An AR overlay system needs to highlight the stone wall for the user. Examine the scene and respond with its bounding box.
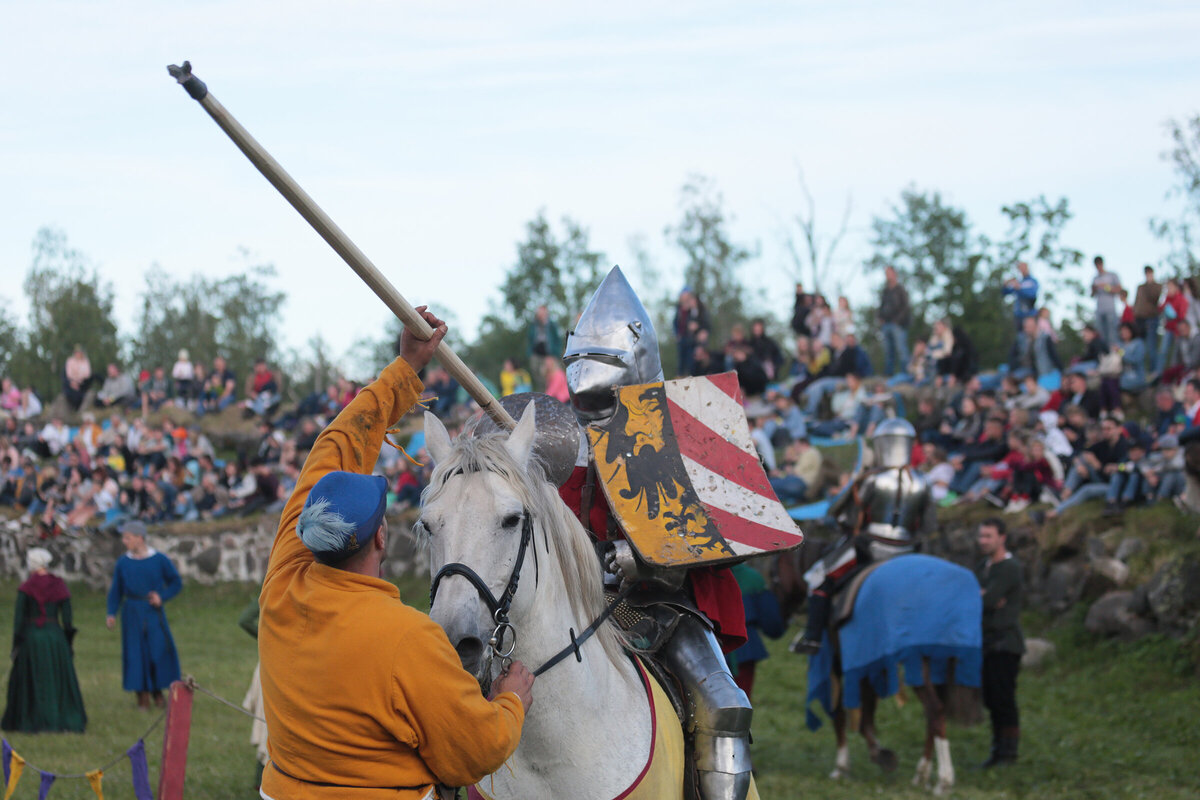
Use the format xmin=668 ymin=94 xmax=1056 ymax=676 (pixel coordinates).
xmin=0 ymin=511 xmax=429 ymax=589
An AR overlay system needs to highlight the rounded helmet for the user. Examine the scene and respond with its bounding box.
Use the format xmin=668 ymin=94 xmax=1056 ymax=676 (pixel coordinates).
xmin=563 ymin=266 xmax=663 ymax=423
xmin=872 ymin=417 xmax=916 ymax=469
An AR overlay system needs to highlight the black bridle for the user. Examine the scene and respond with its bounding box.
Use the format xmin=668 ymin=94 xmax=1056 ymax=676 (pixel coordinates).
xmin=425 ymin=477 xmax=632 ymax=680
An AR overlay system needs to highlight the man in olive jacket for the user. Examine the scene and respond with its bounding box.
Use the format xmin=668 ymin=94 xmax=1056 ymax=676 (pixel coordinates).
xmin=976 ymin=518 xmax=1025 ymax=767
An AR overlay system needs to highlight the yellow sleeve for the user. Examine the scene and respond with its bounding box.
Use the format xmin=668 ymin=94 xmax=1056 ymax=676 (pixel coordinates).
xmin=265 ymin=358 xmax=424 ymax=582
xmin=391 ymin=616 xmax=525 ymax=787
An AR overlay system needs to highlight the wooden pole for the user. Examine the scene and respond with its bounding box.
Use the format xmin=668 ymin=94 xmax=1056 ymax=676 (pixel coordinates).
xmin=156 ymin=680 xmax=194 ymax=800
xmin=166 ymin=61 xmax=516 ymax=430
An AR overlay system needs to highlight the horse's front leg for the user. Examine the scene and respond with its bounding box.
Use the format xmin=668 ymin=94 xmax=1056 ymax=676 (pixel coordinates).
xmin=860 ymin=683 xmax=897 ymax=772
xmin=830 ymin=704 xmax=850 ymax=780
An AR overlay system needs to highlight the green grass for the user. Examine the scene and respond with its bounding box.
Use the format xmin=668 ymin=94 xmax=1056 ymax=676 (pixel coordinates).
xmin=0 ymin=580 xmax=1197 ymax=798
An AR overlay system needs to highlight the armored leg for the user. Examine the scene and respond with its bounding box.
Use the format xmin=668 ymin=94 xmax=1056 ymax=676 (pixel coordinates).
xmin=659 ymin=614 xmax=753 ymax=800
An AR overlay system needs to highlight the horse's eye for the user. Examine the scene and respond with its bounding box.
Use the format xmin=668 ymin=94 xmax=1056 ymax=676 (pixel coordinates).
xmin=501 ymin=513 xmax=521 ymax=529
xmin=415 ymin=519 xmax=433 ymax=538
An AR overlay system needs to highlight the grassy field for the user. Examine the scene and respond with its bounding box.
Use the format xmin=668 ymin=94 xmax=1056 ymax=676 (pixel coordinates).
xmin=0 ymin=578 xmax=1196 ymax=799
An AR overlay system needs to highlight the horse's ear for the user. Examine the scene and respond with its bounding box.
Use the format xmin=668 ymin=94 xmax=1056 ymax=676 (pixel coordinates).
xmin=424 ymin=411 xmax=453 ymax=464
xmin=503 ymin=400 xmax=537 ymax=471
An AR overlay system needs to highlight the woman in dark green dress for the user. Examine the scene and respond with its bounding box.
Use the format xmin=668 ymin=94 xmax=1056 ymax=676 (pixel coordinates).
xmin=1 ymin=548 xmax=87 ymax=732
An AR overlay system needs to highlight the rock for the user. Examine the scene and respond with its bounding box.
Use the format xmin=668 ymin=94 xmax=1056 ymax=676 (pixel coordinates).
xmin=1021 ymin=637 xmax=1057 ymax=669
xmin=1085 ymin=591 xmax=1152 ymax=641
xmin=1090 ymin=556 xmax=1130 ymax=587
xmin=192 ymin=546 xmax=223 ymax=576
xmin=1114 ymin=538 xmax=1145 ymax=563
xmin=1043 ymin=561 xmax=1086 ymax=614
xmin=1086 ymin=536 xmax=1108 ymax=560
xmin=1145 ymin=556 xmax=1200 ymax=631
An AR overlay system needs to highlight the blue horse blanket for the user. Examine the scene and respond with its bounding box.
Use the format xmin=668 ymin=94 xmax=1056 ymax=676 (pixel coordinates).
xmin=806 ymin=554 xmax=982 ymax=730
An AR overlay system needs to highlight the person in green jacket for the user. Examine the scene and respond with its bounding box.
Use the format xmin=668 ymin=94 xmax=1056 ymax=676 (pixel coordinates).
xmin=976 ymin=518 xmax=1025 ymax=768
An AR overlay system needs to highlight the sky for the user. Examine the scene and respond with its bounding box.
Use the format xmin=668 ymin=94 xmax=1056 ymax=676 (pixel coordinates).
xmin=3 ymin=1 xmax=1199 ymax=370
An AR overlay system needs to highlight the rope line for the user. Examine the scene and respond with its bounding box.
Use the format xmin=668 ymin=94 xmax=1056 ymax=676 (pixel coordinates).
xmin=185 ymin=676 xmax=266 ymax=723
xmin=9 ymin=712 xmax=165 ymax=780
xmin=7 ymin=677 xmax=262 ymax=782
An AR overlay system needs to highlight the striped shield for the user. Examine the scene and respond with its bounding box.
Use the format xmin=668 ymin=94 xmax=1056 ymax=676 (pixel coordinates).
xmin=586 ymin=372 xmax=804 ymax=567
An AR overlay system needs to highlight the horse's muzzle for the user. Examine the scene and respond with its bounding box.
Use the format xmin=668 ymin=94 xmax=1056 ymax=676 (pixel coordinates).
xmin=454 ymin=635 xmax=485 ymax=676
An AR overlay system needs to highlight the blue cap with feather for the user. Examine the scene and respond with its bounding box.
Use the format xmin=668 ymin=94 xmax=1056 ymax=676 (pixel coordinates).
xmin=296 ymin=471 xmax=389 ymax=563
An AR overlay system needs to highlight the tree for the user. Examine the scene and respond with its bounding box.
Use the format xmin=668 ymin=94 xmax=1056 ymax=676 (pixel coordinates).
xmin=132 ymin=250 xmax=285 ymax=389
xmin=467 ymin=213 xmax=607 ymax=383
xmin=783 ymin=167 xmax=852 ymax=297
xmin=997 ymin=195 xmax=1086 ymax=324
xmin=665 ymin=175 xmax=758 ymax=342
xmin=865 ymin=189 xmax=1010 ymax=366
xmin=1152 ymin=114 xmax=1200 ymax=274
xmin=11 ymin=228 xmax=121 ymax=399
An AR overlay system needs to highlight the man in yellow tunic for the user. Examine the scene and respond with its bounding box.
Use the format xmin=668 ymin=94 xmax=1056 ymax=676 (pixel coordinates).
xmin=259 ymin=307 xmax=534 ymax=800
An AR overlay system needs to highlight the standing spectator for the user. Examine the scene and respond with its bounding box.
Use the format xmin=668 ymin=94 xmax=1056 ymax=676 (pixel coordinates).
xmin=976 ymin=518 xmax=1024 ymax=768
xmin=526 ymin=305 xmax=562 ymax=390
xmin=1002 ymin=261 xmax=1039 ymax=331
xmin=171 ymin=349 xmax=196 ymax=409
xmin=726 ymin=562 xmax=785 ymax=701
xmin=2 ymin=548 xmax=87 ymax=733
xmin=62 ymin=345 xmax=93 ymax=412
xmin=105 ymin=520 xmax=182 ymax=710
xmin=95 ymin=363 xmax=136 ymax=410
xmin=1118 ymin=323 xmax=1147 ymax=394
xmin=877 ymin=265 xmax=911 ymax=377
xmin=1158 ymin=278 xmax=1190 ymax=376
xmin=833 ymin=296 xmax=856 ymax=338
xmin=1134 ymin=266 xmax=1163 ymax=371
xmin=1091 ymin=255 xmax=1122 ymax=348
xmin=807 ymin=295 xmax=834 ymax=346
xmin=673 ymin=289 xmax=709 ymax=378
xmin=791 ymin=282 xmax=814 ymax=337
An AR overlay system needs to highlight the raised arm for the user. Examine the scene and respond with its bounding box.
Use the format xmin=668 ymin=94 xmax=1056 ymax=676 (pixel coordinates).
xmin=265 ymin=308 xmax=446 ymax=581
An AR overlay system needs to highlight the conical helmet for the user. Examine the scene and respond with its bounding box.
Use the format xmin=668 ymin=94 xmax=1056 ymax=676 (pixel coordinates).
xmin=563 ymin=266 xmax=663 ymax=423
xmin=872 ymin=417 xmax=916 ymax=469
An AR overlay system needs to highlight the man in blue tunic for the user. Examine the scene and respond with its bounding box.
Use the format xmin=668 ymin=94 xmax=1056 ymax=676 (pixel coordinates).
xmin=106 ymin=520 xmax=182 ymax=709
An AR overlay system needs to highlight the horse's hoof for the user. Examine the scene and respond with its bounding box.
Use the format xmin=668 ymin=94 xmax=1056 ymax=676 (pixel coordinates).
xmin=829 ymin=768 xmax=847 ymax=780
xmin=913 ymin=757 xmax=932 ymax=788
xmin=872 ymin=748 xmax=898 ymax=773
xmin=933 ymin=779 xmax=954 ymax=796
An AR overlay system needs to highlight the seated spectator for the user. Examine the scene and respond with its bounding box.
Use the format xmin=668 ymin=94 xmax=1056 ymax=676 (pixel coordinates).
xmin=921 ymin=444 xmax=955 ymax=502
xmin=140 ymin=367 xmax=169 ymax=413
xmin=727 ymin=342 xmax=769 ymax=397
xmin=35 ymin=418 xmax=70 ymax=459
xmin=499 ymin=358 xmax=532 ymax=397
xmin=689 ymin=342 xmax=725 ymax=377
xmin=945 ymin=414 xmax=1009 ymax=501
xmin=768 ymin=437 xmax=823 ymax=506
xmin=1012 ymin=374 xmax=1050 ymax=411
xmin=62 ymin=345 xmax=93 ymax=411
xmin=1131 ymin=434 xmax=1186 ymax=507
xmin=747 ymin=319 xmax=784 ymax=381
xmin=15 ymin=388 xmax=42 ymax=421
xmin=0 ymin=379 xmax=20 ymax=418
xmin=1044 ymin=415 xmax=1128 ymax=519
xmin=243 ymin=359 xmax=279 ymax=418
xmin=95 ymin=363 xmax=136 ymax=410
xmin=888 ymin=339 xmax=931 ymax=387
xmin=171 ymin=350 xmax=195 ymax=409
xmin=1118 ymin=322 xmax=1147 ymax=394
xmin=1151 ymin=388 xmax=1187 ymax=437
xmin=845 ymin=333 xmax=873 ymax=378
xmin=763 ymin=392 xmax=808 ymax=448
xmin=1161 ymin=318 xmax=1200 ymax=385
xmin=807 ymin=373 xmax=885 ymax=439
xmin=1074 ymin=324 xmax=1109 ymax=374
xmin=542 ymin=357 xmax=569 ymax=405
xmin=802 ymin=332 xmax=856 ymax=417
xmin=208 ymin=355 xmax=238 ymax=413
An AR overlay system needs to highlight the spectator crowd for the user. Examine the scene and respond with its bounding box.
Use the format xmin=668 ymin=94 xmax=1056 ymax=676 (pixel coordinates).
xmin=4 ymin=256 xmax=1200 ymax=540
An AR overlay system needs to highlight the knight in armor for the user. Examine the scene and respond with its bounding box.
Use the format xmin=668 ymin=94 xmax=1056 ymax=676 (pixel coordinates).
xmin=557 ymin=266 xmax=755 ymax=800
xmin=792 ymin=417 xmax=934 ymax=654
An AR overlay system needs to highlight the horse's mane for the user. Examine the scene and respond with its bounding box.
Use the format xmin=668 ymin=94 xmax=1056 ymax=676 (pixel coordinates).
xmin=421 ymin=432 xmax=629 ymax=672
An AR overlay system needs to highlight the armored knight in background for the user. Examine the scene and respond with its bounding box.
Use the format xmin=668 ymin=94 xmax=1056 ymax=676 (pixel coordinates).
xmin=557 ymin=266 xmax=754 ymax=800
xmin=792 ymin=418 xmax=934 ymax=654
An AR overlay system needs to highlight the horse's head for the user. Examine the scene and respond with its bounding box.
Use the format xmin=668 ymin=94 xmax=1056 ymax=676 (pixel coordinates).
xmin=419 ymin=402 xmax=545 ymax=683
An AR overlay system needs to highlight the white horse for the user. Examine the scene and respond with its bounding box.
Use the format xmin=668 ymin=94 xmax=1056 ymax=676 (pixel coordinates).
xmin=419 ymin=403 xmax=685 ymax=799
